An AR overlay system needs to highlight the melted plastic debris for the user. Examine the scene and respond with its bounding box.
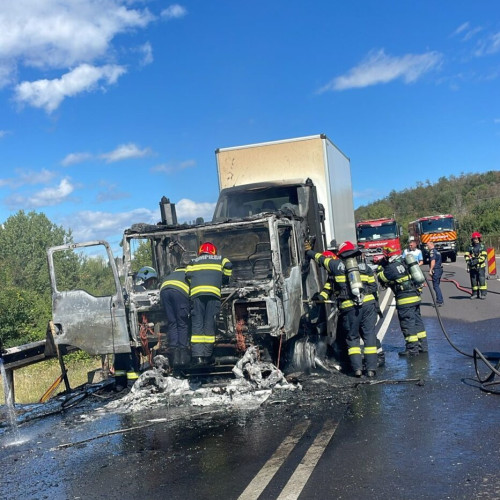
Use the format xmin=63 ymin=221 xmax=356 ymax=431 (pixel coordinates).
xmin=103 ymin=347 xmax=298 ymax=414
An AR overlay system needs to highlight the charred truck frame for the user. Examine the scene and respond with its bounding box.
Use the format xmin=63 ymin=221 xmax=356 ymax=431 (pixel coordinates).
xmin=47 ymin=135 xmax=356 ymax=370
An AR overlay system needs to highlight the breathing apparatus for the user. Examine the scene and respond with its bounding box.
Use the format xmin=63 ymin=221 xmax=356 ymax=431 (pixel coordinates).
xmin=404 ymin=253 xmax=425 ymax=286
xmin=337 ymin=241 xmax=364 ymax=304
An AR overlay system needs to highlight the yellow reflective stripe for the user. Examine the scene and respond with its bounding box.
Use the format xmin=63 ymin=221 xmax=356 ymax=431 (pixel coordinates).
xmin=114 ymin=370 xmax=126 ymax=376
xmin=377 ymin=272 xmax=388 ymax=283
xmin=223 ymin=269 xmax=232 ymax=276
xmin=364 ymin=346 xmax=378 ymax=354
xmin=348 ymin=347 xmax=362 ymax=355
xmin=191 ymin=335 xmax=216 ymax=343
xmin=161 ymin=280 xmax=189 ymax=294
xmin=188 ymin=263 xmax=223 ymax=271
xmin=190 ymin=285 xmax=221 ymax=296
xmin=320 ymin=291 xmax=329 ymax=300
xmin=397 ymin=296 xmax=420 ymax=306
xmin=324 ymin=282 xmax=332 ymax=290
xmin=335 ymin=275 xmax=347 ymax=283
xmin=479 ymin=285 xmax=487 ymax=290
xmin=417 ymin=331 xmax=427 ymax=339
xmin=396 ymin=275 xmax=411 ymax=283
xmin=222 ymin=258 xmax=231 ymax=266
xmin=406 ymin=335 xmax=419 ymax=343
xmin=362 ymin=276 xmax=376 ymax=283
xmin=363 ymin=294 xmax=375 ymax=303
xmin=340 ymin=300 xmax=355 ymax=309
xmin=126 ymin=371 xmax=139 ymax=380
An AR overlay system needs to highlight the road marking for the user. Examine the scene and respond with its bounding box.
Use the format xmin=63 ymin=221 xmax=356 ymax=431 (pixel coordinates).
xmin=377 ymin=291 xmax=396 ymax=343
xmin=237 ymin=421 xmax=310 ymax=500
xmin=277 ymin=419 xmax=340 ymax=500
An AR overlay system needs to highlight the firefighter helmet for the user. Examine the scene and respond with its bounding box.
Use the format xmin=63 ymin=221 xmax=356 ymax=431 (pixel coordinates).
xmin=198 ymin=242 xmax=217 ymax=255
xmin=322 ymin=250 xmax=336 ymax=258
xmin=471 ymin=232 xmax=482 ymax=240
xmin=136 ymin=266 xmax=157 ymax=281
xmin=337 ymin=241 xmax=361 ymax=258
xmin=382 ymin=246 xmax=400 ymax=258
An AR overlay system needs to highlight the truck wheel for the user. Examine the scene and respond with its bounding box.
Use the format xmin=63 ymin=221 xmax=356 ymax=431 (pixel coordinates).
xmin=451 ymin=254 xmax=457 ymax=263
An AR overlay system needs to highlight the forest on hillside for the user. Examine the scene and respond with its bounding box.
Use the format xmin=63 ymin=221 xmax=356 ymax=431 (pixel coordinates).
xmin=354 ymin=171 xmax=500 ymax=251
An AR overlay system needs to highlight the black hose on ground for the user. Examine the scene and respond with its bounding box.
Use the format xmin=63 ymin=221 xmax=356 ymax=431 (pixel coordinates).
xmin=425 ymin=272 xmax=500 ymax=394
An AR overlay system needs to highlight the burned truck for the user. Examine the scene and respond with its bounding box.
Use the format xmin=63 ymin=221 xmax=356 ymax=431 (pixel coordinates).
xmin=47 ymin=135 xmax=356 ymax=370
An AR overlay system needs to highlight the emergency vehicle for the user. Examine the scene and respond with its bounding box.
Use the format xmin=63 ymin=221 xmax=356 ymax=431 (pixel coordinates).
xmin=408 ymin=214 xmax=458 ymax=264
xmin=356 ymin=218 xmax=402 ymax=264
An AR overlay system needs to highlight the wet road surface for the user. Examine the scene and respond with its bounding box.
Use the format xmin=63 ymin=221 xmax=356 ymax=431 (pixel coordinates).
xmin=1 ymin=258 xmax=499 ymax=499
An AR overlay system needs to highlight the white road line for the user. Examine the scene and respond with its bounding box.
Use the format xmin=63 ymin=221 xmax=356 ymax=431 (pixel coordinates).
xmin=276 ymin=420 xmax=339 ymax=500
xmin=237 ymin=421 xmax=311 ymax=500
xmin=377 ymin=293 xmax=396 ymax=343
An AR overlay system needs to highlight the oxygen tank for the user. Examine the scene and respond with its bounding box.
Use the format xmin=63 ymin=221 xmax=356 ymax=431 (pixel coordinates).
xmin=405 ymin=253 xmax=425 ymax=286
xmin=344 ymin=256 xmax=364 ymax=303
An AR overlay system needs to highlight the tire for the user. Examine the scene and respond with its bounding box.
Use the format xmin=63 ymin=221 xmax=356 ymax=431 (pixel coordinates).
xmin=450 ymin=254 xmax=457 ymax=263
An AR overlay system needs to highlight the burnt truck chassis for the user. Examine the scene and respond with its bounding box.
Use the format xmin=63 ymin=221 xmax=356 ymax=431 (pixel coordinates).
xmin=47 ymin=210 xmax=337 ymax=371
xmin=122 ymin=213 xmax=336 ymax=366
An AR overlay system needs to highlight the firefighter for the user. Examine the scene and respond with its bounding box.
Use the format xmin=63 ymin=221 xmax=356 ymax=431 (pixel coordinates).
xmin=427 ymin=241 xmax=443 ymax=306
xmin=186 ymin=242 xmax=232 ymax=365
xmin=306 ymin=241 xmax=378 ymax=377
xmin=377 ymin=246 xmax=427 ymax=356
xmin=135 ymin=266 xmax=158 ymax=291
xmin=160 ymin=262 xmax=191 ymax=370
xmin=465 ymin=232 xmax=487 ymax=299
xmin=113 ymin=352 xmax=139 ymax=391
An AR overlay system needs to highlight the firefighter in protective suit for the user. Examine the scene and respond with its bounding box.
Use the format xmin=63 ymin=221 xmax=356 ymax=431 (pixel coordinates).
xmin=306 ymin=241 xmax=378 ymax=377
xmin=160 ymin=262 xmax=191 ymax=370
xmin=377 ymin=246 xmax=427 ymax=356
xmin=465 ymin=232 xmax=487 ymax=299
xmin=186 ymin=242 xmax=232 ymax=365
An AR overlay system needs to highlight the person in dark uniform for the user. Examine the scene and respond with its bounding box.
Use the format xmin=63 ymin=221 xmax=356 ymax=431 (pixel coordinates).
xmin=160 ymin=263 xmax=191 ymax=370
xmin=306 ymin=241 xmax=378 ymax=377
xmin=377 ymin=246 xmax=428 ymax=355
xmin=465 ymin=232 xmax=488 ymax=299
xmin=427 ymin=241 xmax=443 ymax=306
xmin=186 ymin=242 xmax=232 ymax=365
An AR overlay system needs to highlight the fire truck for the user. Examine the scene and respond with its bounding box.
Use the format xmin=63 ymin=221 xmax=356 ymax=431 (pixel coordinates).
xmin=408 ymin=214 xmax=458 ymax=264
xmin=356 ymin=218 xmax=402 ymax=264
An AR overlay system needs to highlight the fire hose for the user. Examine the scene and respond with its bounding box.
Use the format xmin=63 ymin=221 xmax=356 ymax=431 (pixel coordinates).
xmin=426 ymin=272 xmax=500 ymax=395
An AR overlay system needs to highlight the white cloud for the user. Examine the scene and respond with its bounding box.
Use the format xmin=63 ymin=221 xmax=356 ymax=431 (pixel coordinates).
xmin=0 ymin=168 xmax=56 ymax=188
xmin=151 ymin=159 xmax=196 ymax=173
xmin=100 ymin=142 xmax=153 ymax=162
xmin=61 ymin=152 xmax=94 ymax=166
xmin=319 ymin=49 xmax=443 ymax=92
xmin=136 ymin=42 xmax=153 ymax=66
xmin=161 ymin=4 xmax=187 ymax=20
xmin=0 ymin=130 xmax=9 ymax=138
xmin=30 ymin=178 xmax=75 ymax=207
xmin=175 ymin=198 xmax=216 ymax=222
xmin=15 ymin=63 xmax=126 ymax=112
xmin=0 ymin=1 xmax=154 ymax=89
xmin=475 ymin=32 xmax=500 ymax=56
xmin=452 ymin=22 xmax=470 ymax=37
xmin=6 ymin=177 xmax=75 ymax=209
xmin=451 ymin=22 xmax=483 ymax=42
xmin=64 ymin=207 xmax=158 ymax=242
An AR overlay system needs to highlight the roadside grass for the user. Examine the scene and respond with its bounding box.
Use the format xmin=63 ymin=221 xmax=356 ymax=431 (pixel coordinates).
xmin=0 ymin=356 xmax=103 ymax=405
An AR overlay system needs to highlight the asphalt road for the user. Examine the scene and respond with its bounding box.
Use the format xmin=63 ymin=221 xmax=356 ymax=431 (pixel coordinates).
xmin=1 ymin=257 xmax=499 ymax=500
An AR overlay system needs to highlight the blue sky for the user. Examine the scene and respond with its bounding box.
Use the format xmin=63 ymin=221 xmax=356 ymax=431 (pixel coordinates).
xmin=1 ymin=1 xmax=499 ymax=251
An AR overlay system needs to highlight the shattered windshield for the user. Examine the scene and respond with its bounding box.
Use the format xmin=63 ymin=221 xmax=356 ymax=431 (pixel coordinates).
xmin=357 ymin=222 xmax=397 ymax=241
xmin=420 ymin=218 xmax=455 ymax=233
xmin=147 ymin=223 xmax=274 ymax=282
xmin=214 ymin=185 xmax=300 ymax=220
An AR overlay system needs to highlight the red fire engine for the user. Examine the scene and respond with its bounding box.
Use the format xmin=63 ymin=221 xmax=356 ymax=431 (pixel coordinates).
xmin=356 ymin=218 xmax=402 ymax=264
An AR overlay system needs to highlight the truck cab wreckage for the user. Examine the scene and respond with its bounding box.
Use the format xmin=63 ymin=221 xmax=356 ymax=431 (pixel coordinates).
xmin=46 ymin=135 xmax=357 ymax=377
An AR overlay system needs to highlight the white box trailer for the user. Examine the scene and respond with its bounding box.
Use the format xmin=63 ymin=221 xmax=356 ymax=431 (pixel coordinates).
xmin=215 ymin=134 xmax=356 ymax=246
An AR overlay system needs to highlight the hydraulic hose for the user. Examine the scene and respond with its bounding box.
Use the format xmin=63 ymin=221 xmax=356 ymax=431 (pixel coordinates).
xmin=425 ymin=272 xmax=500 ymax=394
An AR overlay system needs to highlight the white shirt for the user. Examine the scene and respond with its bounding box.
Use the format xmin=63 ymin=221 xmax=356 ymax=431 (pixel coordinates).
xmin=403 ymin=247 xmax=423 ymax=263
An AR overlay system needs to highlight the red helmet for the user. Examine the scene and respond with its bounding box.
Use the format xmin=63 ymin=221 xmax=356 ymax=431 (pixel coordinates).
xmin=382 ymin=245 xmax=400 ymax=258
xmin=322 ymin=250 xmax=337 ymax=259
xmin=198 ymin=242 xmax=217 ymax=255
xmin=471 ymin=232 xmax=482 ymax=240
xmin=337 ymin=241 xmax=360 ymax=258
